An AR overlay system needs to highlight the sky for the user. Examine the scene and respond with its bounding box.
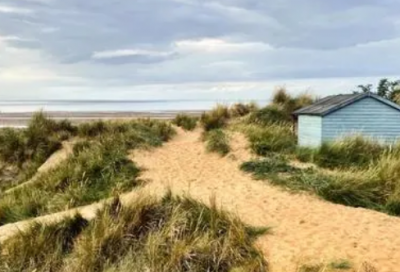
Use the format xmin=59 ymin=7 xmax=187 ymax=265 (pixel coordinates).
xmin=0 ymin=0 xmax=399 ymax=100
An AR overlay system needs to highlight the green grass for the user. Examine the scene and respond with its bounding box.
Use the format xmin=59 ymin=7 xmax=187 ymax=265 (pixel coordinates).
xmin=247 ymin=88 xmax=314 ymax=127
xmin=0 ymin=193 xmax=269 ymax=272
xmin=78 ymin=119 xmax=176 ymax=143
xmin=200 ymin=104 xmax=230 ymax=131
xmin=329 ymin=259 xmax=352 ymax=270
xmin=314 ymin=136 xmax=385 ymax=169
xmin=244 ymin=124 xmax=296 ymax=156
xmin=241 ymin=152 xmax=400 ymax=216
xmin=0 ymin=112 xmax=77 ymax=191
xmin=0 ymin=140 xmax=140 ymax=225
xmin=173 ymin=113 xmax=198 ymax=131
xmin=0 ymin=120 xmax=176 ymax=225
xmin=248 ymin=105 xmax=292 ymax=126
xmin=205 ymin=129 xmax=231 ymax=156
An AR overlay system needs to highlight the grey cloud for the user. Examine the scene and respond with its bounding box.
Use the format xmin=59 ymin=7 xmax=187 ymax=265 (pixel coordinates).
xmin=0 ymin=0 xmax=400 ymax=100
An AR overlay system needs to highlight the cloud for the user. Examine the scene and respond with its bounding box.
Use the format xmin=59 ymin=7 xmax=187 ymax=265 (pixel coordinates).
xmin=0 ymin=4 xmax=33 ymax=14
xmin=0 ymin=0 xmax=400 ymax=100
xmin=92 ymin=49 xmax=173 ymax=59
xmin=174 ymin=38 xmax=273 ymax=54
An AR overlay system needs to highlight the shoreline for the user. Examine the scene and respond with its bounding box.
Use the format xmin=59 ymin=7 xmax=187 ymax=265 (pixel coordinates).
xmin=0 ymin=110 xmax=204 ymax=127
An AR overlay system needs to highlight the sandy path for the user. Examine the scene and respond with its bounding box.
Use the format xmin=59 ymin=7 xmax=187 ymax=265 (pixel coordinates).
xmin=130 ymin=128 xmax=400 ymax=272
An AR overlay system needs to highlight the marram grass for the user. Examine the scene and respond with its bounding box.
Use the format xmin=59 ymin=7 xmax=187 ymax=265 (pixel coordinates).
xmin=0 ymin=193 xmax=269 ymax=272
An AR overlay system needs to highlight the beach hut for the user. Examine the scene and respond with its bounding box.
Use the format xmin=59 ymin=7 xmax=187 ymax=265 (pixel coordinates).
xmin=293 ymin=93 xmax=400 ymax=147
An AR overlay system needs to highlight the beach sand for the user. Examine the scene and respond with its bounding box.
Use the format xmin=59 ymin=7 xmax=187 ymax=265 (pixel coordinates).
xmin=131 ymin=128 xmax=400 ymax=272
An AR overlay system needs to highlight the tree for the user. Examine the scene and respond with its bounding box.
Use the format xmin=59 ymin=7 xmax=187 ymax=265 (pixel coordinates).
xmin=353 ymin=79 xmax=400 ymax=104
xmin=377 ymin=78 xmax=391 ymax=98
xmin=356 ymin=84 xmax=373 ymax=93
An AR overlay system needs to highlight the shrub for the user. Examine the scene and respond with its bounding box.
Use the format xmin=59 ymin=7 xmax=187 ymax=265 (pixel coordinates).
xmin=248 ymin=105 xmax=292 ymax=126
xmin=272 ymin=87 xmax=291 ymax=105
xmin=246 ymin=125 xmax=296 ymax=155
xmin=173 ymin=113 xmax=198 ymax=131
xmin=200 ymin=104 xmax=230 ymax=131
xmin=316 ymin=136 xmax=384 ymax=169
xmin=0 ymin=194 xmax=269 ymax=272
xmin=295 ymin=93 xmax=315 ymax=110
xmin=271 ymin=88 xmax=314 ymax=116
xmin=230 ymin=102 xmax=258 ymax=117
xmin=78 ymin=120 xmax=108 ymax=137
xmin=205 ymin=129 xmax=231 ymax=156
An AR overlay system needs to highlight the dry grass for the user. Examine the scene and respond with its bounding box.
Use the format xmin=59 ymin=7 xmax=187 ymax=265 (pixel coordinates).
xmin=173 ymin=113 xmax=198 ymax=131
xmin=0 ymin=193 xmax=269 ymax=272
xmin=200 ymin=104 xmax=230 ymax=131
xmin=205 ymin=129 xmax=231 ymax=156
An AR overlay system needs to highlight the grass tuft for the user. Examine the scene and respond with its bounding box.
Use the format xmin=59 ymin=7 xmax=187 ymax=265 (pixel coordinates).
xmin=245 ymin=124 xmax=296 ymax=156
xmin=173 ymin=113 xmax=198 ymax=131
xmin=230 ymin=102 xmax=259 ymax=117
xmin=205 ymin=129 xmax=231 ymax=156
xmin=0 ymin=194 xmax=269 ymax=272
xmin=200 ymin=104 xmax=230 ymax=131
xmin=315 ymin=136 xmax=384 ymax=169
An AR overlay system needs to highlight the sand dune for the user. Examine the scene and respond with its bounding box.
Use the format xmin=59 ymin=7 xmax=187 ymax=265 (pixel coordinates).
xmin=131 ymin=128 xmax=400 ymax=272
xmin=1 ymin=128 xmax=400 ymax=271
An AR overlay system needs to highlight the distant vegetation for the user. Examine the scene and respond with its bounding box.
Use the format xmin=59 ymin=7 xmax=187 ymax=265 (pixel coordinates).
xmin=0 ymin=112 xmax=77 ymax=190
xmin=200 ymin=104 xmax=231 ymax=131
xmin=0 ymin=193 xmax=268 ymax=272
xmin=355 ymin=78 xmax=400 ymax=104
xmin=199 ymin=103 xmax=259 ymax=155
xmin=229 ymin=102 xmax=259 ymax=117
xmin=172 ymin=113 xmax=198 ymax=131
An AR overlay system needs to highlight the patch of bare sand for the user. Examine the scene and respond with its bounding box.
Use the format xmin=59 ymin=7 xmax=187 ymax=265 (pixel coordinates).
xmin=131 ymin=128 xmax=400 ymax=272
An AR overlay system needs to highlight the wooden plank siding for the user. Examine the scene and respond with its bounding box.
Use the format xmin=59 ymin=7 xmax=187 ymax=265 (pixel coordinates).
xmin=298 ymin=115 xmax=322 ymax=147
xmin=322 ymin=97 xmax=400 ymax=144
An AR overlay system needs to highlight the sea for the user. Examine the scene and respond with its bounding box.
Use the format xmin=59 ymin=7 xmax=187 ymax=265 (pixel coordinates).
xmin=0 ymin=100 xmax=269 ymax=113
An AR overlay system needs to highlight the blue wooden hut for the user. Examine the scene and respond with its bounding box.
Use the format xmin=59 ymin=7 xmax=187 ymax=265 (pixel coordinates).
xmin=293 ymin=93 xmax=400 ymax=147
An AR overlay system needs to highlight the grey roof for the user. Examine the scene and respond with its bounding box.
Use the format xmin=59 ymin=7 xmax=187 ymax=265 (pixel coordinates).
xmin=293 ymin=93 xmax=400 ymax=116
